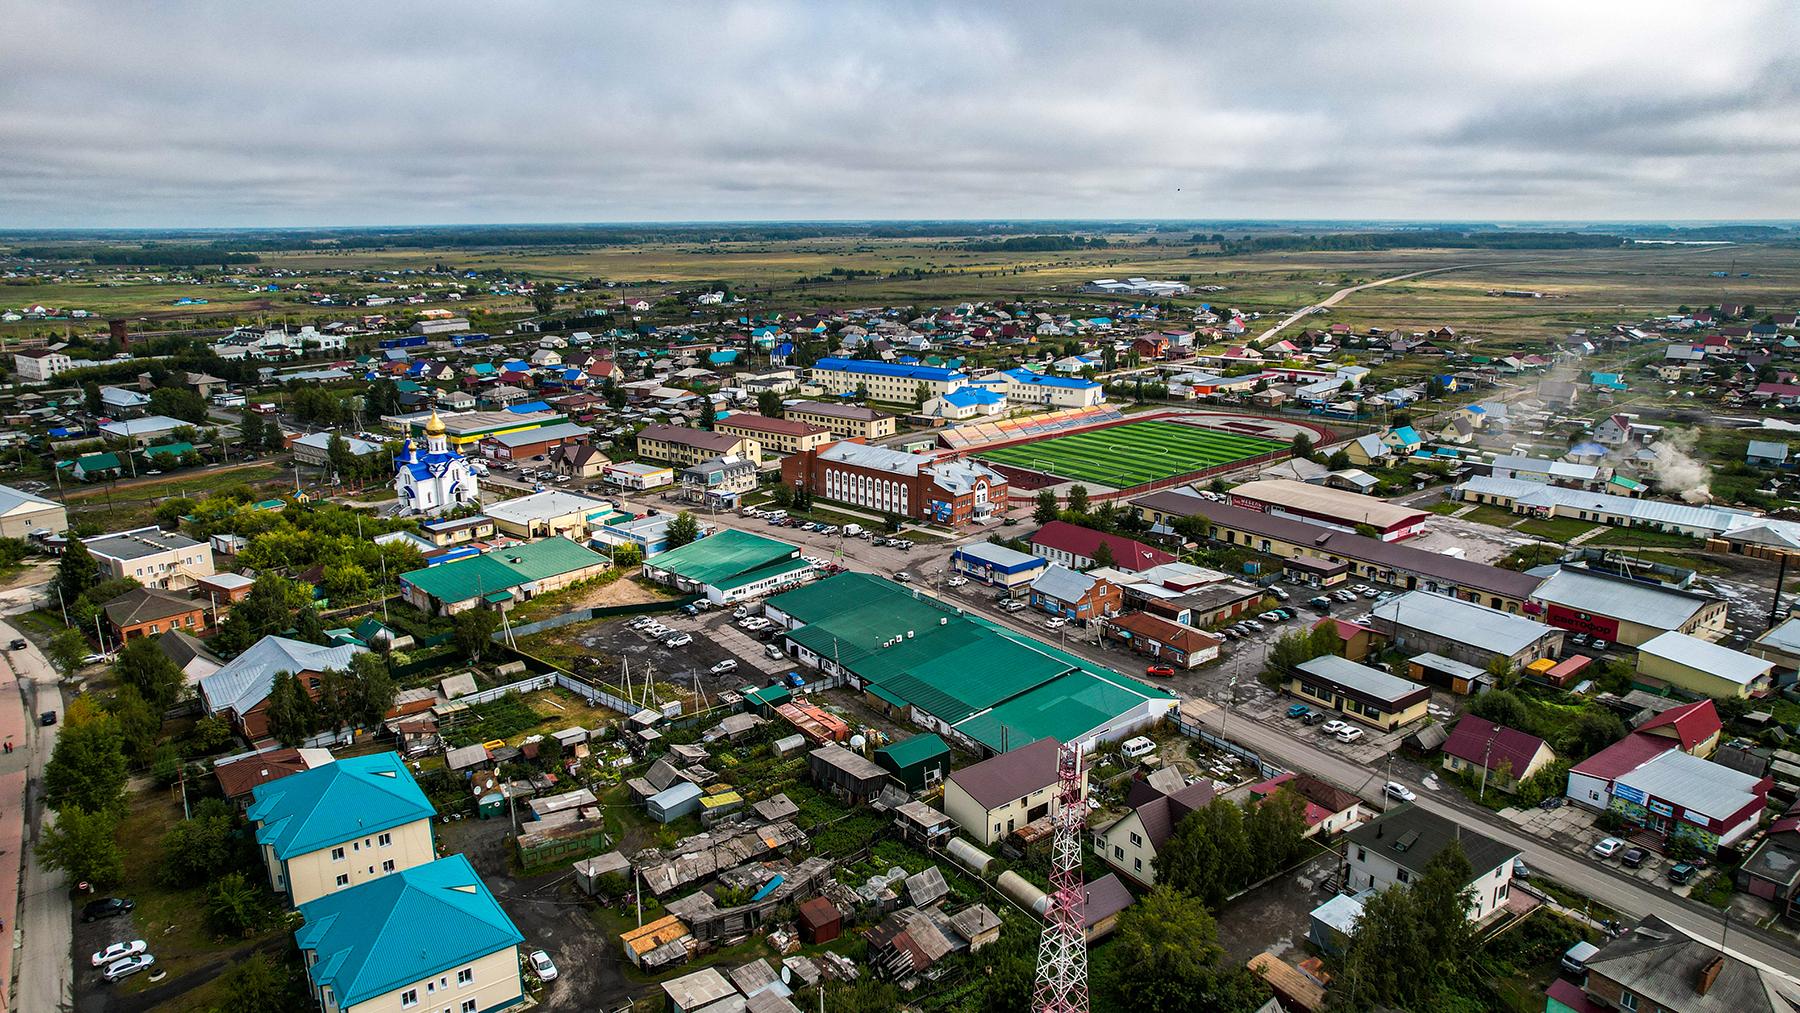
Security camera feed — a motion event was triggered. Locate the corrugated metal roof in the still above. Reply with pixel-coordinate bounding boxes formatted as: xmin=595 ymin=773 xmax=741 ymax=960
xmin=1615 ymin=749 xmax=1765 ymax=821
xmin=1294 ymin=654 xmax=1428 ymax=705
xmin=1638 ymin=631 xmax=1772 ymax=686
xmin=249 ymin=752 xmax=433 ymax=860
xmin=642 ymin=528 xmax=797 ymax=585
xmin=1373 ymin=591 xmax=1557 ymax=656
xmin=1530 ymin=567 xmax=1717 ymax=631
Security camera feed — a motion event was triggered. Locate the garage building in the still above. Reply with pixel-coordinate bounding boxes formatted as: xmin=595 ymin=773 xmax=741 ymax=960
xmin=1528 ymin=566 xmax=1729 ymax=647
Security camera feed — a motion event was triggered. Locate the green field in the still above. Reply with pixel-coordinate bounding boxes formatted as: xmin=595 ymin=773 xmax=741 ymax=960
xmin=975 ymin=419 xmax=1286 ymax=488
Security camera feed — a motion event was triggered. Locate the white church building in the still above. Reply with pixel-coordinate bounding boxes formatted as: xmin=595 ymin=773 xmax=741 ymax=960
xmin=395 ymin=411 xmax=480 ymax=516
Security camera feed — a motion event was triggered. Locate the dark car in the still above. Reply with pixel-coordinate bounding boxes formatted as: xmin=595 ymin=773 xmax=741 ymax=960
xmin=1620 ymin=847 xmax=1649 ymax=869
xmin=1667 ymin=862 xmax=1697 ymax=885
xmin=39 ymin=711 xmax=55 ymax=726
xmin=82 ymin=897 xmax=134 ymax=923
xmin=7 ymin=638 xmax=24 ymax=651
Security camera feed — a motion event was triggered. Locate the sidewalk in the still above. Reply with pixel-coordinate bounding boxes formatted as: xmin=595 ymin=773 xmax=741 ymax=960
xmin=0 ymin=635 xmax=30 ymax=1013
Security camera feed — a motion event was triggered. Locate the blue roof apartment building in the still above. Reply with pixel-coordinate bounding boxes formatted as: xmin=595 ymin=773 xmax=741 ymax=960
xmin=951 ymin=541 xmax=1048 ymax=591
xmin=808 ymin=357 xmax=968 ymax=403
xmin=296 ymin=853 xmax=525 ymax=1013
xmin=1001 ymin=368 xmax=1106 ymax=408
xmin=248 ymin=752 xmax=439 ymax=905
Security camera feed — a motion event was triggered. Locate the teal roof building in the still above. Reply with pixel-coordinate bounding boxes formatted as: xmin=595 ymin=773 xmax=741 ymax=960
xmin=295 ymin=854 xmax=525 ymax=1012
xmin=249 ymin=752 xmax=435 ymax=862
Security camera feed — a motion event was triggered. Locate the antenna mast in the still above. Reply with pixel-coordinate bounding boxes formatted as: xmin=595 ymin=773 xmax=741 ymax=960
xmin=1032 ymin=741 xmax=1090 ymax=1013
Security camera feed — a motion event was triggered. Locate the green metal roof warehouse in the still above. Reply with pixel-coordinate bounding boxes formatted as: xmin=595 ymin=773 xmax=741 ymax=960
xmin=643 ymin=528 xmax=816 ymax=604
xmin=766 ymin=572 xmax=1176 ymax=754
xmin=399 ymin=537 xmax=612 ymax=614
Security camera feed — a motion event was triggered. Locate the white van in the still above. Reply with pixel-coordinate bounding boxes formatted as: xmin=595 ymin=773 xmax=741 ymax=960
xmin=1121 ymin=736 xmax=1157 ymax=760
xmin=842 ymin=523 xmax=864 ymax=537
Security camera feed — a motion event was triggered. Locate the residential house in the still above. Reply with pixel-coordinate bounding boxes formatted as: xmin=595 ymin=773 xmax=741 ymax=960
xmin=103 ymin=586 xmax=206 ymax=642
xmin=1342 ymin=804 xmax=1519 ymax=922
xmin=636 ymin=424 xmax=761 ymax=468
xmin=1441 ymin=717 xmax=1556 ymax=793
xmin=199 ymin=636 xmax=367 ymax=742
xmin=213 ymin=747 xmax=332 ymax=808
xmin=1243 ymin=771 xmax=1364 ymax=838
xmin=0 ymin=482 xmax=65 ymax=538
xmin=1549 ymin=914 xmax=1800 ymax=1013
xmin=679 ymin=455 xmax=758 ymax=508
xmin=1027 ymin=565 xmax=1122 ymax=622
xmin=943 ymin=738 xmax=1084 ymax=846
xmin=1095 ymin=777 xmax=1216 ymax=887
xmin=249 ymin=752 xmax=437 ymax=905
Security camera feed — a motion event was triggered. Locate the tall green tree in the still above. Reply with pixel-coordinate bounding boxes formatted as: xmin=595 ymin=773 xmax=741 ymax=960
xmin=666 ymin=511 xmax=700 ymax=549
xmin=213 ymin=572 xmax=314 ymax=656
xmin=1067 ymin=484 xmax=1090 ymax=514
xmin=1242 ymin=787 xmax=1310 ymax=882
xmin=698 ymin=399 xmax=717 ymax=431
xmin=344 ymin=653 xmax=396 ymax=729
xmin=1291 ymin=432 xmax=1315 ymax=460
xmin=238 ymin=410 xmax=266 ymax=453
xmin=265 ymin=672 xmax=318 ymax=747
xmin=39 ymin=805 xmax=124 ymax=887
xmin=1105 ymin=885 xmax=1269 ymax=1010
xmin=1157 ymin=798 xmax=1251 ymax=906
xmin=114 ymin=635 xmax=187 ymax=710
xmin=205 ymin=870 xmax=270 ymax=938
xmin=54 ymin=538 xmax=102 ymax=612
xmin=756 ymin=391 xmax=784 ymax=417
xmin=43 ymin=696 xmax=129 ymax=815
xmin=47 ymin=628 xmax=90 ymax=672
xmin=1335 ymin=842 xmax=1479 ymax=1011
xmin=452 ymin=609 xmax=500 ymax=664
xmin=211 ymin=951 xmax=311 ymax=1013
xmin=1034 ymin=489 xmax=1059 ymax=524
xmin=1090 ymin=540 xmax=1116 ymax=569
xmin=160 ymin=799 xmax=238 ymax=887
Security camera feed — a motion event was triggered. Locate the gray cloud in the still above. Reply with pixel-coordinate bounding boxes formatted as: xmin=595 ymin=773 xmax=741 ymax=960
xmin=1 ymin=0 xmax=1797 ymax=226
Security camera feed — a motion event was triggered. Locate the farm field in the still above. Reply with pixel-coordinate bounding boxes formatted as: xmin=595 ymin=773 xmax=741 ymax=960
xmin=975 ymin=419 xmax=1287 ymax=488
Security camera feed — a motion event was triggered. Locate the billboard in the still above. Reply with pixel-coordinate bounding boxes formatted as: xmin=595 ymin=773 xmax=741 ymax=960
xmin=1543 ymin=603 xmax=1620 ymax=640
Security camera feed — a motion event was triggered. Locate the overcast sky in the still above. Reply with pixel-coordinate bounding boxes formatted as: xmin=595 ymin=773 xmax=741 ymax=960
xmin=4 ymin=1 xmax=1798 ymax=228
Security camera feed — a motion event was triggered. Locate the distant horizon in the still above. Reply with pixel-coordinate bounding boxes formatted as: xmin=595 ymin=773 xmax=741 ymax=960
xmin=5 ymin=218 xmax=1800 ymax=236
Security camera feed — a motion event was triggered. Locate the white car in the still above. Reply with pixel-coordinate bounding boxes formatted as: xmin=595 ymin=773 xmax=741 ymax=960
xmin=1319 ymin=719 xmax=1348 ymax=736
xmin=528 ymin=949 xmax=558 ymax=982
xmin=895 ymin=572 xmax=913 ymax=583
xmin=1045 ymin=617 xmax=1068 ymax=631
xmin=92 ymin=940 xmax=147 ymax=967
xmin=1591 ymin=837 xmax=1625 ymax=858
xmin=1333 ymin=590 xmax=1357 ymax=602
xmin=710 ymin=659 xmax=739 ymax=675
xmin=103 ymin=954 xmax=155 ymax=982
xmin=664 ymin=634 xmax=693 ymax=648
xmin=1352 ymin=584 xmax=1374 ymax=594
xmin=1335 ymin=726 xmax=1364 ymax=744
xmin=947 ymin=576 xmax=968 ymax=587
xmin=1383 ymin=781 xmax=1416 ymax=803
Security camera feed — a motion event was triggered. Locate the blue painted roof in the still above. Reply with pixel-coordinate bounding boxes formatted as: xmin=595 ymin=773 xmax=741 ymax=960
xmin=775 ymin=342 xmax=795 ymax=357
xmin=1389 ymin=426 xmax=1422 ymax=444
xmin=507 ymin=401 xmax=551 ymax=414
xmin=814 ymin=357 xmax=965 ymax=382
xmin=248 ymin=752 xmax=435 ymax=860
xmin=709 ymin=350 xmax=740 ymax=365
xmin=941 ymin=388 xmax=1005 ymax=408
xmin=1002 ymin=368 xmax=1101 ymax=391
xmin=295 ymin=854 xmax=523 ymax=1008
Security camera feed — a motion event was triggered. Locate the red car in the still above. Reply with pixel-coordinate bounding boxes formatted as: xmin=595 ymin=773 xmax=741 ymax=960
xmin=1145 ymin=665 xmax=1176 ymax=677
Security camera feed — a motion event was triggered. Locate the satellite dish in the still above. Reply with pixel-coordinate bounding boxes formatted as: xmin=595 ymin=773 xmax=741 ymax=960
xmin=849 ymin=734 xmax=866 ymax=751
xmin=781 ymin=965 xmax=791 ymax=985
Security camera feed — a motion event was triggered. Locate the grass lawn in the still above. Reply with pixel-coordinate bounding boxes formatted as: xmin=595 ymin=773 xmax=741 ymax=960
xmin=976 ymin=419 xmax=1286 ymax=487
xmin=1515 ymin=516 xmax=1602 ymax=542
xmin=1456 ymin=502 xmax=1526 ymax=528
xmin=67 ymin=463 xmax=288 ymax=531
xmin=1584 ymin=525 xmax=1703 ymax=550
xmin=109 ymin=792 xmax=286 ymax=999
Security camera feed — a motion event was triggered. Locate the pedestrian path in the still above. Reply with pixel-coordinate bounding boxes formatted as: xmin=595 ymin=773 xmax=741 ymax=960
xmin=0 ymin=638 xmax=31 ymax=1012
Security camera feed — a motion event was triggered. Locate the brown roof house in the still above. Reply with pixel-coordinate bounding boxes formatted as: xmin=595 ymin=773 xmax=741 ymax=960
xmin=1095 ymin=775 xmax=1216 ymax=887
xmin=942 ymin=738 xmax=1086 ymax=847
xmin=103 ymin=586 xmax=206 ymax=643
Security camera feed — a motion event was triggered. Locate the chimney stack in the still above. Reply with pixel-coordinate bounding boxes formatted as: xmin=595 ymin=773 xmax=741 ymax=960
xmin=1696 ymin=955 xmax=1724 ymax=996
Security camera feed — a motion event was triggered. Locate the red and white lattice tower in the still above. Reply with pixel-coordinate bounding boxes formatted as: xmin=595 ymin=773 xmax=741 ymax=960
xmin=1031 ymin=742 xmax=1089 ymax=1013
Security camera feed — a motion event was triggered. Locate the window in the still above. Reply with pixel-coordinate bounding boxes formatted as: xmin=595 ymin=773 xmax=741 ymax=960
xmin=457 ymin=969 xmax=473 ymax=987
xmin=1134 ymin=858 xmax=1142 ymax=872
xmin=1618 ymin=992 xmax=1637 ymax=1012
xmin=1396 ymin=869 xmax=1410 ymax=884
xmin=401 ymin=989 xmax=419 ymax=1008
xmin=1357 ymin=848 xmax=1367 ymax=862
xmin=379 ymin=832 xmax=393 ymax=847
xmin=462 ymin=1002 xmax=477 ymax=1013
xmin=335 ymin=874 xmax=349 ymax=887
xmin=1113 ymin=846 xmax=1124 ymax=860
xmin=331 ymin=847 xmax=346 ymax=861
xmin=1129 ymin=833 xmax=1142 ymax=848
xmin=383 ymin=860 xmax=396 ymax=872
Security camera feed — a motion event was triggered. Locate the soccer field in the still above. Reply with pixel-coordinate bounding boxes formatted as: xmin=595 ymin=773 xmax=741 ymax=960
xmin=975 ymin=420 xmax=1288 ymax=488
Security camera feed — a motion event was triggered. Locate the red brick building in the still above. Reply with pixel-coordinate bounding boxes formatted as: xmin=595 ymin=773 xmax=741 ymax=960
xmin=780 ymin=441 xmax=1008 ymax=526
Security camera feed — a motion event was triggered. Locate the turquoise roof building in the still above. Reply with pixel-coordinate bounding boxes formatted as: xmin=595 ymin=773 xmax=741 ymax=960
xmin=249 ymin=752 xmax=435 ymax=863
xmin=295 ymin=854 xmax=525 ymax=1012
